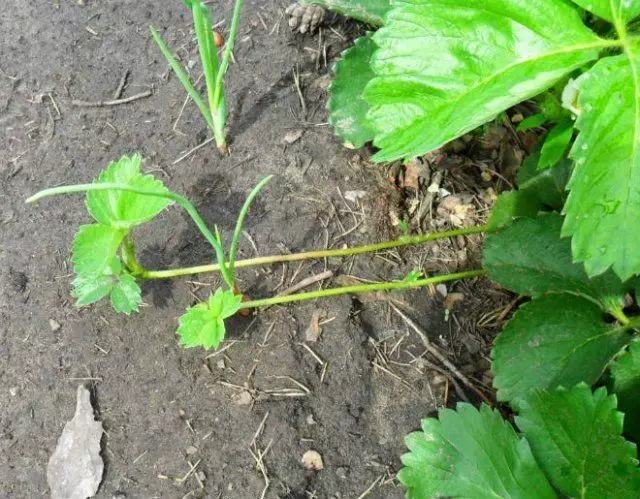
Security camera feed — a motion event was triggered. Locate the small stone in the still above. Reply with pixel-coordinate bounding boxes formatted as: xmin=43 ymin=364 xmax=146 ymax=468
xmin=9 ymin=387 xmax=19 ymax=397
xmin=284 ymin=130 xmax=303 ymax=144
xmin=197 ymin=470 xmax=206 ymax=481
xmin=49 ymin=319 xmax=61 ymax=332
xmin=435 ymin=284 xmax=448 ymax=298
xmin=216 ymin=359 xmax=226 ymax=370
xmin=336 ymin=466 xmax=348 ymax=479
xmin=77 ymin=0 xmax=85 ymax=6
xmin=432 ymin=374 xmax=447 ymax=386
xmin=306 ymin=414 xmax=316 ymax=425
xmin=301 ymin=450 xmax=324 ymax=471
xmin=233 ymin=391 xmax=253 ymax=406
xmin=185 ymin=446 xmax=198 ymax=455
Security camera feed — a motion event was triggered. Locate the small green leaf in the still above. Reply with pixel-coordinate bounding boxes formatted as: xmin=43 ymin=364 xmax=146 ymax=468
xmin=487 ymin=189 xmax=543 ymax=230
xmin=328 ymin=35 xmax=376 ymax=148
xmin=517 ymin=384 xmax=640 ymax=498
xmin=72 ymin=224 xmax=126 ymax=276
xmin=484 ymin=213 xmax=628 ymax=309
xmin=515 ymin=113 xmax=546 ymax=132
xmin=365 ymin=0 xmax=601 ymax=162
xmin=563 ymin=54 xmax=640 ymax=280
xmin=570 ymin=0 xmax=640 ymax=23
xmin=176 ymin=289 xmax=243 ymax=350
xmin=517 ymin=150 xmax=572 ymax=209
xmin=611 ymin=341 xmax=640 ymax=442
xmin=86 ymin=155 xmax=171 ymax=230
xmin=110 ymin=273 xmax=142 ymax=315
xmin=398 ymin=404 xmax=555 ymax=498
xmin=537 ymin=118 xmax=574 ymax=170
xmin=492 ymin=294 xmax=630 ymax=405
xmin=72 ymin=274 xmax=115 ymax=307
xmin=306 ymin=0 xmax=391 ymax=26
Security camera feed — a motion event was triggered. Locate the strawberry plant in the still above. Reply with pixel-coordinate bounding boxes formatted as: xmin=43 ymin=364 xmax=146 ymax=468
xmin=27 ymin=154 xmax=486 ymax=350
xmin=150 ymin=0 xmax=243 ymax=154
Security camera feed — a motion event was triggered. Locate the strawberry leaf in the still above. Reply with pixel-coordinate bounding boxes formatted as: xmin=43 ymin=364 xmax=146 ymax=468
xmin=398 ymin=404 xmax=555 ymax=498
xmin=365 ymin=0 xmax=602 ymax=162
xmin=110 ymin=273 xmax=142 ymax=315
xmin=328 ymin=35 xmax=376 ymax=148
xmin=492 ymin=294 xmax=630 ymax=406
xmin=570 ymin=0 xmax=640 ymax=23
xmin=87 ymin=154 xmax=171 ymax=230
xmin=306 ymin=0 xmax=391 ymax=26
xmin=72 ymin=274 xmax=115 ymax=307
xmin=516 ymin=150 xmax=572 ymax=209
xmin=611 ymin=341 xmax=640 ymax=442
xmin=537 ymin=118 xmax=574 ymax=170
xmin=72 ymin=224 xmax=126 ymax=276
xmin=484 ymin=213 xmax=628 ymax=310
xmin=177 ymin=289 xmax=243 ymax=349
xmin=563 ymin=54 xmax=640 ymax=280
xmin=517 ymin=384 xmax=640 ymax=498
xmin=487 ymin=190 xmax=543 ymax=230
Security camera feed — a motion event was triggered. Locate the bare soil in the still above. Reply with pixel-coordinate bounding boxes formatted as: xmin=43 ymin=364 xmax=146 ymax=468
xmin=0 ymin=1 xmax=504 ymax=497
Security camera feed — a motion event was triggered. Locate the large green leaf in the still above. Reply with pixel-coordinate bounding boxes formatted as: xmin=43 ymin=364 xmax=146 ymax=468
xmin=176 ymin=288 xmax=243 ymax=350
xmin=328 ymin=35 xmax=376 ymax=148
xmin=72 ymin=224 xmax=126 ymax=276
xmin=570 ymin=0 xmax=640 ymax=24
xmin=563 ymin=54 xmax=640 ymax=280
xmin=517 ymin=384 xmax=640 ymax=498
xmin=611 ymin=341 xmax=640 ymax=441
xmin=492 ymin=294 xmax=630 ymax=405
xmin=398 ymin=404 xmax=555 ymax=498
xmin=306 ymin=0 xmax=391 ymax=25
xmin=87 ymin=154 xmax=171 ymax=230
xmin=364 ymin=0 xmax=602 ymax=162
xmin=483 ymin=213 xmax=628 ymax=310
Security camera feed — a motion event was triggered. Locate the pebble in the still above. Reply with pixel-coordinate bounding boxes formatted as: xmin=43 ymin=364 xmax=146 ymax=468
xmin=301 ymin=450 xmax=324 ymax=470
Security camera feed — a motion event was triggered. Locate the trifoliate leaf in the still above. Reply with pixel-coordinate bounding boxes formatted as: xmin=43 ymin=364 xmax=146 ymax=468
xmin=306 ymin=0 xmax=391 ymax=26
xmin=398 ymin=404 xmax=555 ymax=498
xmin=86 ymin=154 xmax=171 ymax=230
xmin=328 ymin=35 xmax=376 ymax=148
xmin=570 ymin=0 xmax=640 ymax=23
xmin=484 ymin=213 xmax=628 ymax=310
xmin=537 ymin=118 xmax=574 ymax=170
xmin=364 ymin=0 xmax=601 ymax=162
xmin=110 ymin=274 xmax=142 ymax=315
xmin=563 ymin=54 xmax=640 ymax=280
xmin=72 ymin=274 xmax=115 ymax=307
xmin=517 ymin=384 xmax=640 ymax=498
xmin=487 ymin=190 xmax=544 ymax=230
xmin=72 ymin=224 xmax=126 ymax=276
xmin=176 ymin=289 xmax=243 ymax=350
xmin=611 ymin=341 xmax=640 ymax=441
xmin=492 ymin=294 xmax=631 ymax=406
xmin=517 ymin=150 xmax=572 ymax=209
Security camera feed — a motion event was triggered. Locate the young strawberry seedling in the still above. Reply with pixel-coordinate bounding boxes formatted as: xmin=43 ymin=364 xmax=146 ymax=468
xmin=26 ymin=154 xmax=486 ymax=350
xmin=150 ymin=0 xmax=243 ymax=154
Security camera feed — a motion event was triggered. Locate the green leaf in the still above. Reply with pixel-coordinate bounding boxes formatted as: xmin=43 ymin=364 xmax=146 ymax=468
xmin=176 ymin=288 xmax=243 ymax=350
xmin=612 ymin=341 xmax=640 ymax=442
xmin=398 ymin=404 xmax=555 ymax=498
xmin=492 ymin=294 xmax=630 ymax=405
xmin=537 ymin=118 xmax=574 ymax=170
xmin=72 ymin=273 xmax=115 ymax=307
xmin=563 ymin=54 xmax=640 ymax=280
xmin=487 ymin=189 xmax=544 ymax=230
xmin=364 ymin=0 xmax=602 ymax=162
xmin=306 ymin=0 xmax=391 ymax=26
xmin=328 ymin=35 xmax=376 ymax=148
xmin=86 ymin=154 xmax=171 ymax=230
xmin=72 ymin=224 xmax=126 ymax=276
xmin=110 ymin=273 xmax=142 ymax=315
xmin=570 ymin=0 xmax=640 ymax=24
xmin=516 ymin=113 xmax=546 ymax=132
xmin=517 ymin=384 xmax=640 ymax=498
xmin=484 ymin=213 xmax=628 ymax=309
xmin=517 ymin=150 xmax=572 ymax=209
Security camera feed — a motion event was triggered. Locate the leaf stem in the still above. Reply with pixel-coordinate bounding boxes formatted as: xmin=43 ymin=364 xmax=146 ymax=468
xmin=138 ymin=225 xmax=488 ymax=279
xmin=238 ymin=270 xmax=487 ymax=309
xmin=25 ymin=182 xmax=236 ymax=289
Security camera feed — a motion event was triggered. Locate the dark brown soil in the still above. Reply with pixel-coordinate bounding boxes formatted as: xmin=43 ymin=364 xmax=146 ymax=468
xmin=0 ymin=1 xmax=499 ymax=497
